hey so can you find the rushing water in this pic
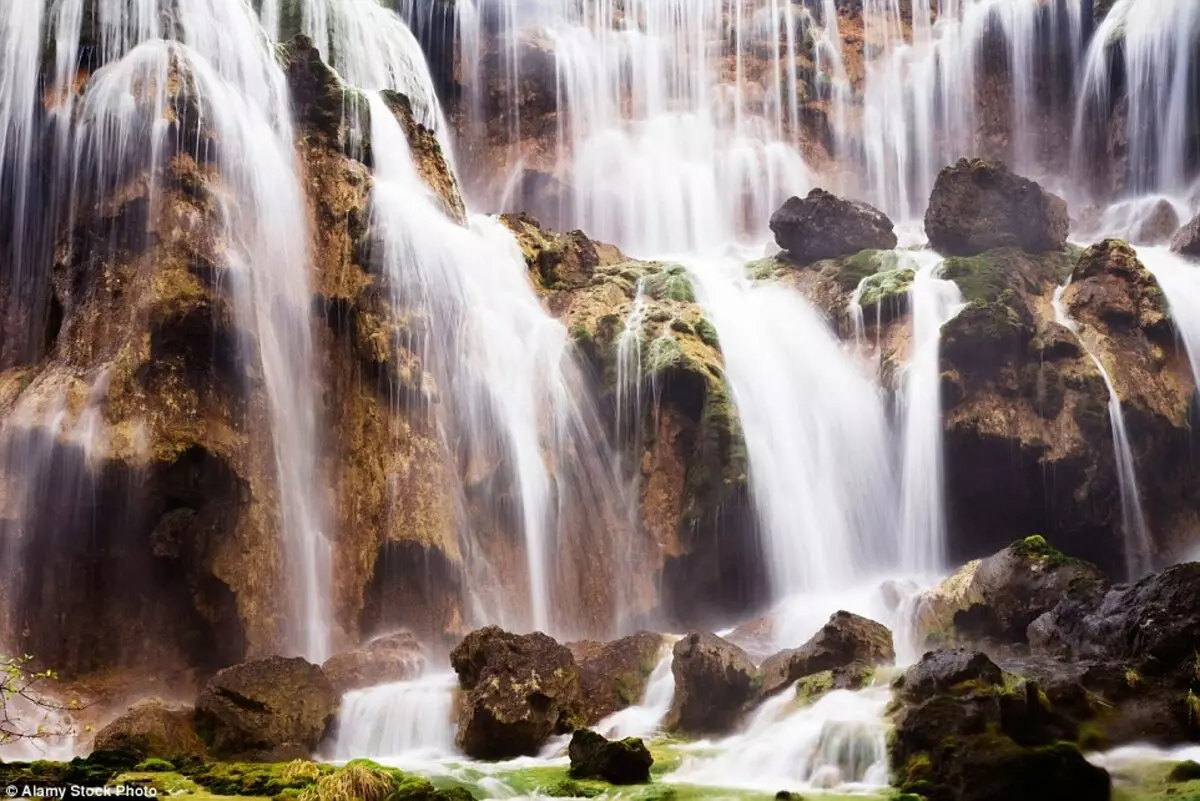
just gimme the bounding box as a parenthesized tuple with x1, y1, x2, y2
(366, 91, 634, 636)
(897, 252, 965, 575)
(326, 673, 458, 762)
(682, 253, 896, 598)
(666, 686, 890, 793)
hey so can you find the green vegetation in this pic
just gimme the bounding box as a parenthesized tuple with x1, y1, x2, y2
(1, 654, 83, 747)
(857, 267, 914, 311)
(1011, 534, 1076, 569)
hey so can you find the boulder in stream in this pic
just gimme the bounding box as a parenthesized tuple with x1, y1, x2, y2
(760, 610, 895, 698)
(568, 729, 653, 784)
(1171, 212, 1200, 257)
(450, 626, 585, 759)
(321, 631, 426, 694)
(664, 631, 761, 736)
(193, 656, 338, 760)
(92, 700, 205, 759)
(925, 158, 1069, 256)
(768, 188, 897, 265)
(569, 631, 667, 725)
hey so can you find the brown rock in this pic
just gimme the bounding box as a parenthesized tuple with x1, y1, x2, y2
(1170, 212, 1200, 257)
(92, 700, 205, 758)
(664, 631, 760, 736)
(194, 656, 338, 759)
(925, 158, 1069, 256)
(321, 631, 426, 694)
(572, 631, 667, 725)
(760, 611, 894, 697)
(1131, 198, 1181, 246)
(450, 626, 584, 759)
(769, 188, 897, 265)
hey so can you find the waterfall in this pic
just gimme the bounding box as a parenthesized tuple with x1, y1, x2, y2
(1052, 283, 1152, 580)
(326, 673, 458, 762)
(364, 91, 633, 636)
(1074, 0, 1200, 195)
(681, 254, 896, 597)
(664, 686, 890, 793)
(897, 253, 965, 575)
(594, 646, 677, 741)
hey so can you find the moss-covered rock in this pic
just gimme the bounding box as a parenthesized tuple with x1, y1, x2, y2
(760, 610, 894, 698)
(567, 729, 653, 784)
(92, 700, 206, 760)
(570, 632, 668, 725)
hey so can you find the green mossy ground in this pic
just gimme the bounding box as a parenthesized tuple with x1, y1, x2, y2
(1109, 760, 1200, 801)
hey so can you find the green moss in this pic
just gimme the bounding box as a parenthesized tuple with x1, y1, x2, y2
(745, 256, 788, 280)
(646, 335, 684, 375)
(643, 265, 696, 303)
(134, 758, 177, 772)
(858, 267, 915, 310)
(824, 249, 901, 292)
(794, 671, 835, 707)
(1011, 534, 1075, 569)
(669, 318, 694, 336)
(188, 761, 333, 796)
(694, 317, 720, 348)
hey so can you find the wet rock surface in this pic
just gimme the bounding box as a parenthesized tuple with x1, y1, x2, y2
(664, 631, 761, 735)
(769, 188, 898, 265)
(570, 631, 667, 725)
(760, 610, 894, 697)
(925, 158, 1069, 256)
(567, 729, 654, 784)
(92, 700, 205, 759)
(193, 656, 338, 760)
(321, 631, 427, 694)
(450, 626, 585, 759)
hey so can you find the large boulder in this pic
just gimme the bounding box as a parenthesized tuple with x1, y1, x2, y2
(913, 537, 1108, 646)
(92, 700, 205, 759)
(925, 158, 1069, 256)
(1064, 239, 1170, 335)
(759, 611, 895, 697)
(568, 729, 653, 784)
(664, 632, 761, 736)
(769, 188, 898, 265)
(570, 632, 667, 725)
(321, 631, 426, 695)
(1131, 198, 1181, 245)
(449, 626, 584, 760)
(193, 656, 338, 760)
(1170, 212, 1200, 257)
(1026, 563, 1200, 746)
(890, 649, 1111, 801)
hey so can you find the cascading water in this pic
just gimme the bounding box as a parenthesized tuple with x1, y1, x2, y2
(1053, 283, 1153, 580)
(0, 0, 334, 662)
(326, 673, 458, 762)
(897, 253, 965, 575)
(681, 254, 896, 597)
(365, 90, 633, 635)
(594, 646, 676, 741)
(666, 687, 890, 793)
(1074, 0, 1200, 195)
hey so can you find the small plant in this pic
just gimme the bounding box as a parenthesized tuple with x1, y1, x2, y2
(0, 654, 84, 747)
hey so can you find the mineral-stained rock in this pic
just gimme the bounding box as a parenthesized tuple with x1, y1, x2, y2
(925, 158, 1069, 256)
(664, 631, 761, 735)
(449, 626, 584, 759)
(1131, 198, 1181, 246)
(912, 536, 1108, 646)
(92, 700, 205, 759)
(760, 611, 894, 697)
(1170, 212, 1200, 257)
(193, 656, 338, 760)
(570, 631, 667, 725)
(321, 631, 426, 694)
(769, 188, 897, 265)
(889, 649, 1111, 801)
(1065, 239, 1170, 335)
(568, 729, 654, 784)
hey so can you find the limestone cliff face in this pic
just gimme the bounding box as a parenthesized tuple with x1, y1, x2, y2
(502, 215, 763, 627)
(0, 36, 469, 684)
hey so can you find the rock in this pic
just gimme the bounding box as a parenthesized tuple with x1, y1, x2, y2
(768, 188, 897, 265)
(1170, 213, 1200, 257)
(1131, 198, 1181, 245)
(1065, 239, 1169, 334)
(572, 632, 667, 725)
(321, 631, 426, 694)
(664, 631, 761, 735)
(760, 611, 895, 697)
(913, 537, 1108, 646)
(1168, 760, 1200, 783)
(193, 656, 338, 760)
(567, 729, 653, 784)
(890, 650, 1110, 801)
(92, 700, 205, 759)
(925, 158, 1069, 256)
(450, 626, 584, 759)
